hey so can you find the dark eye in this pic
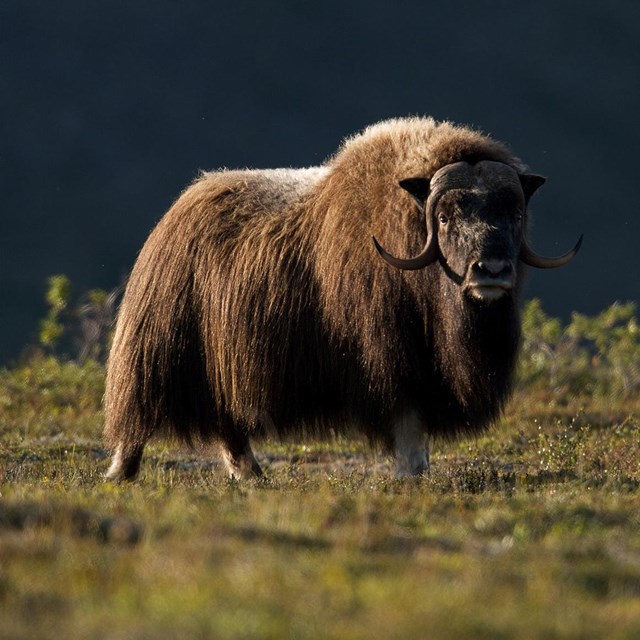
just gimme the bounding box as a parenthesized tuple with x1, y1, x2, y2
(438, 213, 449, 225)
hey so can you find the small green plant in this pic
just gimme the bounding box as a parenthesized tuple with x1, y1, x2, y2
(37, 274, 120, 363)
(39, 275, 71, 350)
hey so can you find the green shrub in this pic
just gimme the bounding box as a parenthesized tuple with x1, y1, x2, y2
(518, 299, 640, 399)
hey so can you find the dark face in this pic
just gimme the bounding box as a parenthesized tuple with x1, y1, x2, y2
(435, 183, 525, 302)
(373, 159, 580, 282)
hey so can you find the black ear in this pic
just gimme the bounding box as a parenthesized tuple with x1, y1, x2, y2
(399, 177, 430, 205)
(519, 173, 546, 203)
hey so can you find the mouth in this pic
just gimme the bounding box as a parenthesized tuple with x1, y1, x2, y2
(466, 280, 513, 301)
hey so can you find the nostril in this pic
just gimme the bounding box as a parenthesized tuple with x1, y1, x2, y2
(475, 259, 512, 278)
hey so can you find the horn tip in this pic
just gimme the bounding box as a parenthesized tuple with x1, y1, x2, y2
(372, 235, 384, 257)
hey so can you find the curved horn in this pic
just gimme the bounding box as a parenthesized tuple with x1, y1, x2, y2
(520, 234, 583, 269)
(372, 208, 438, 270)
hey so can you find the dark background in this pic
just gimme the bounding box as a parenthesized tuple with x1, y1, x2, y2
(2, 1, 639, 364)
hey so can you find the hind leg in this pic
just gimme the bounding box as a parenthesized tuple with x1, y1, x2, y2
(219, 430, 263, 480)
(105, 442, 146, 481)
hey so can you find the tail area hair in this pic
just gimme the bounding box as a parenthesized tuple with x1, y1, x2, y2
(103, 181, 227, 454)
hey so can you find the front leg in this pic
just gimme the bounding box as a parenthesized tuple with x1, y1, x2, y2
(393, 411, 430, 477)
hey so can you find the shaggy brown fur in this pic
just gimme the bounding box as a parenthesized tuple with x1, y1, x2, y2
(103, 117, 533, 479)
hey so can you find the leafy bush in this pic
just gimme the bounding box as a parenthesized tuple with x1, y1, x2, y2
(518, 299, 640, 398)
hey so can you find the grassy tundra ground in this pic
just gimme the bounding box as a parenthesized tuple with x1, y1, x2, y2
(2, 287, 640, 639)
(0, 355, 639, 639)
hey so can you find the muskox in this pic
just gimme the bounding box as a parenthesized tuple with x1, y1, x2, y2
(104, 117, 581, 480)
